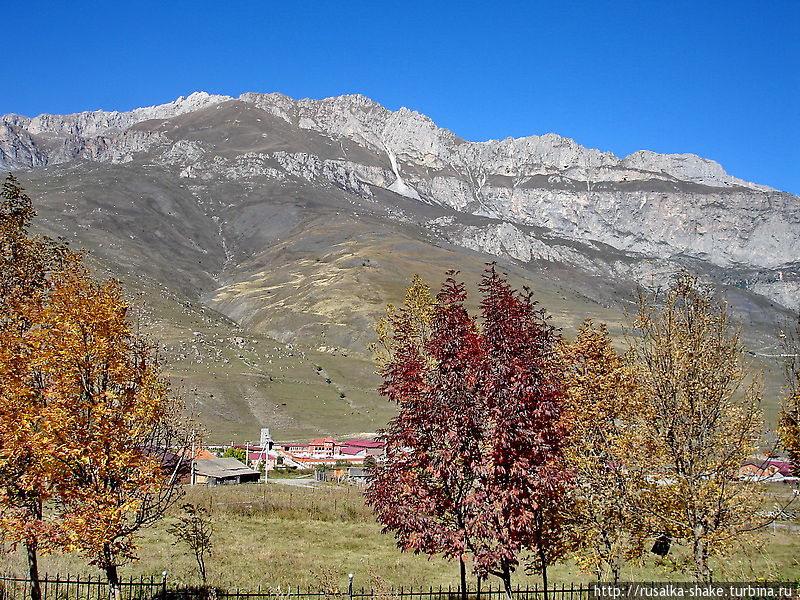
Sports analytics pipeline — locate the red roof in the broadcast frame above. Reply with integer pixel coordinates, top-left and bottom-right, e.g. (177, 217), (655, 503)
(309, 438), (338, 446)
(248, 450), (275, 461)
(343, 439), (384, 449)
(290, 456), (362, 464)
(340, 446), (366, 456)
(194, 448), (217, 460)
(765, 460), (794, 476)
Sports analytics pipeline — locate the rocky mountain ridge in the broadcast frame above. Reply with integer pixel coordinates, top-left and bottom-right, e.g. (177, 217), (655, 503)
(2, 91), (795, 278)
(2, 91), (774, 189)
(1, 91), (798, 307)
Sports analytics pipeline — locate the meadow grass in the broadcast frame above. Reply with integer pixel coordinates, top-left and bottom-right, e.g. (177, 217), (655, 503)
(4, 482), (798, 591)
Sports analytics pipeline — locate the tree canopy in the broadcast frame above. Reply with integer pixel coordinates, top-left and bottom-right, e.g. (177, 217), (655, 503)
(366, 266), (569, 597)
(0, 176), (191, 598)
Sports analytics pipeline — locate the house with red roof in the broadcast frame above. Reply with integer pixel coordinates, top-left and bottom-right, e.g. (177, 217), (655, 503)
(340, 446), (367, 459)
(339, 439), (385, 459)
(279, 436), (385, 465)
(739, 459), (797, 482)
(308, 438), (339, 457)
(765, 460), (796, 478)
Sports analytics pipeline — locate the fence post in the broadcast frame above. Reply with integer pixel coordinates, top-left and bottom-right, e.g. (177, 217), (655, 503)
(161, 571), (168, 600)
(348, 574), (354, 599)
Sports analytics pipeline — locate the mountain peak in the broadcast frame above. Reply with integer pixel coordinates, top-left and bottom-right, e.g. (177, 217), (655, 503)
(0, 91), (778, 193)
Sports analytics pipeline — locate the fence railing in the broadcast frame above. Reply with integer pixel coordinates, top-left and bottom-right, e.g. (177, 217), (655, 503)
(0, 575), (594, 600)
(0, 574), (165, 600)
(208, 584), (593, 600)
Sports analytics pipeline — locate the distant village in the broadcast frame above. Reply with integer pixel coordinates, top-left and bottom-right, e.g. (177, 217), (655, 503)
(186, 428), (385, 486)
(183, 427), (798, 490)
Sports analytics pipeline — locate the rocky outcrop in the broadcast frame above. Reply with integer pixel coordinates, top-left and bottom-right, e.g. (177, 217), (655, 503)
(3, 92), (230, 138)
(0, 122), (50, 170)
(2, 90), (797, 308)
(0, 92), (228, 169)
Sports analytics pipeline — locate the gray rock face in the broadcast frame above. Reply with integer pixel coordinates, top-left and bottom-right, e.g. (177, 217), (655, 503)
(3, 92), (231, 138)
(2, 91), (797, 309)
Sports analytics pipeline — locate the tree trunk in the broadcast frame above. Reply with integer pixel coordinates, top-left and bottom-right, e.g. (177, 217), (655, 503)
(541, 565), (548, 600)
(197, 551), (207, 584)
(25, 539), (41, 600)
(693, 538), (712, 583)
(602, 532), (621, 584)
(501, 565), (513, 600)
(610, 556), (621, 585)
(104, 562), (121, 600)
(459, 556), (468, 600)
(477, 576), (483, 600)
(539, 546), (549, 600)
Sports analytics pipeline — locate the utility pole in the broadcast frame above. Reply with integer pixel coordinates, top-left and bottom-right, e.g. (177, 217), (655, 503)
(190, 427), (196, 486)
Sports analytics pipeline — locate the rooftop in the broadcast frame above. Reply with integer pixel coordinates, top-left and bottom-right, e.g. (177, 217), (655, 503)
(193, 457), (261, 479)
(344, 439), (384, 448)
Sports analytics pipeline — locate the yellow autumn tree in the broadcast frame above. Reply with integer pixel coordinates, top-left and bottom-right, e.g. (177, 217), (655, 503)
(778, 311), (800, 475)
(0, 177), (192, 598)
(0, 175), (73, 600)
(558, 320), (647, 583)
(39, 260), (193, 593)
(372, 273), (436, 366)
(629, 272), (765, 582)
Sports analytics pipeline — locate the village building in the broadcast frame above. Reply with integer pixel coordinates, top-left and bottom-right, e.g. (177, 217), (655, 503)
(248, 448), (281, 471)
(738, 459), (796, 482)
(162, 447), (218, 485)
(342, 439), (385, 457)
(347, 467), (370, 486)
(192, 457), (261, 485)
(314, 465), (372, 485)
(340, 446), (367, 459)
(308, 437), (338, 456)
(278, 436), (385, 465)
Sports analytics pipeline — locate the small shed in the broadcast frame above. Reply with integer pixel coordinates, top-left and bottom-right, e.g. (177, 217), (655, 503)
(192, 458), (261, 485)
(347, 467), (370, 486)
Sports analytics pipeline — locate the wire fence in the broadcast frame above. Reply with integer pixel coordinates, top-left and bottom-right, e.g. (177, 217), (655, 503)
(0, 575), (595, 600)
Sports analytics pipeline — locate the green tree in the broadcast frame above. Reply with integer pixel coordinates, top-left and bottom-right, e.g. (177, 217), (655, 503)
(222, 447), (247, 462)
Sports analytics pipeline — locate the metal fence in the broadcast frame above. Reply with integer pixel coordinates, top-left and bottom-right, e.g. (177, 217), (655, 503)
(0, 574), (165, 600)
(0, 575), (594, 600)
(207, 584), (593, 600)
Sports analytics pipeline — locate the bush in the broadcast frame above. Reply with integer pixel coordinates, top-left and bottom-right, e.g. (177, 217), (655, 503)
(222, 447), (246, 462)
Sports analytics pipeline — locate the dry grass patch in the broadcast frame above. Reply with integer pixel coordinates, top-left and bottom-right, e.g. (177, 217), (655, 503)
(2, 483), (797, 590)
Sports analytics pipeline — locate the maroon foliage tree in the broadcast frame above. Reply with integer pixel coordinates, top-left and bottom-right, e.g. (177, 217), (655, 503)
(366, 275), (483, 600)
(467, 266), (569, 598)
(367, 266), (571, 599)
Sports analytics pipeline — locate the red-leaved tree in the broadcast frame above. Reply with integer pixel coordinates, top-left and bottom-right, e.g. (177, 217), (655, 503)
(467, 266), (569, 597)
(366, 275), (484, 600)
(367, 266), (570, 599)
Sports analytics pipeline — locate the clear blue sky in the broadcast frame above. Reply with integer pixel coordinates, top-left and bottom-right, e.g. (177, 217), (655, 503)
(5, 0), (799, 194)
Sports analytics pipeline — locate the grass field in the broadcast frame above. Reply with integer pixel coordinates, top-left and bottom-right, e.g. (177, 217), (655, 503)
(5, 481), (799, 592)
